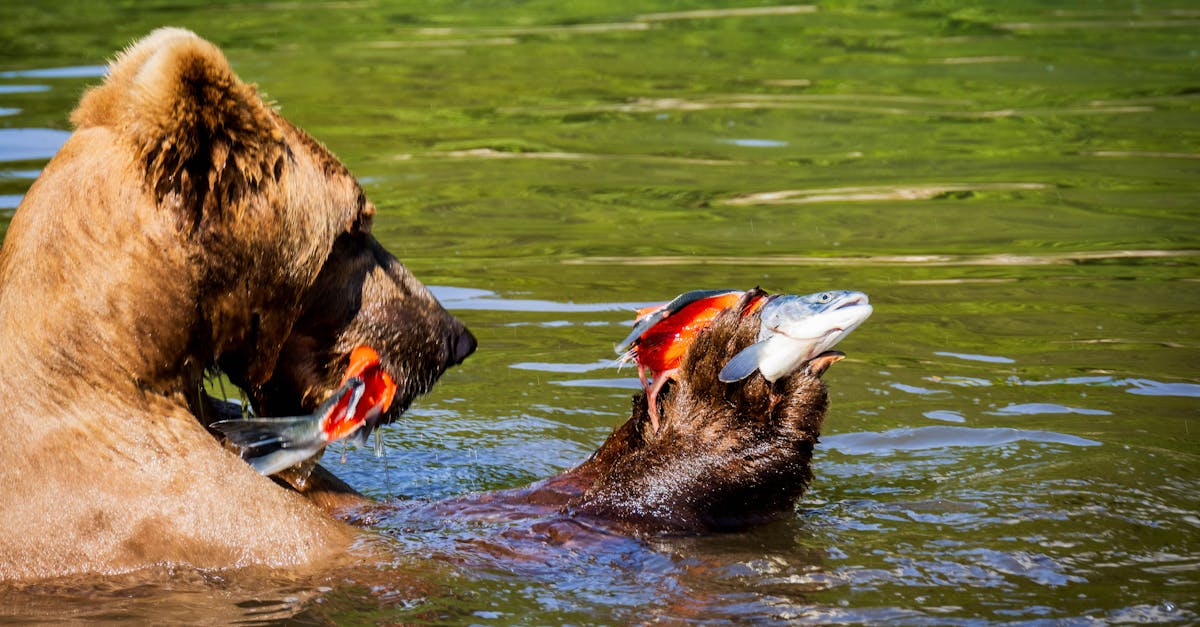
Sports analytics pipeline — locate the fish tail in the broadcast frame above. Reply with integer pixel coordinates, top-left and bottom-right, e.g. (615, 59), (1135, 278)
(210, 415), (325, 475)
(244, 447), (323, 477)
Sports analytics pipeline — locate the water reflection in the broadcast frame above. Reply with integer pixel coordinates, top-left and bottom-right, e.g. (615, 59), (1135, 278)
(990, 402), (1111, 416)
(431, 285), (647, 313)
(1123, 378), (1200, 397)
(562, 250), (1200, 266)
(1, 0), (1196, 623)
(0, 65), (107, 79)
(821, 426), (1101, 454)
(0, 129), (70, 163)
(0, 86), (48, 94)
(509, 359), (618, 373)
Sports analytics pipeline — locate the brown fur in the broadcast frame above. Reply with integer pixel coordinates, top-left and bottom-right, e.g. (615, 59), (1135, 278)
(0, 29), (841, 579)
(472, 290), (844, 534)
(0, 29), (472, 580)
(562, 290), (837, 531)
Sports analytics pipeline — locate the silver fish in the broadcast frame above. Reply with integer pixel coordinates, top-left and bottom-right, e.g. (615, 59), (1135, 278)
(718, 290), (872, 383)
(211, 377), (367, 476)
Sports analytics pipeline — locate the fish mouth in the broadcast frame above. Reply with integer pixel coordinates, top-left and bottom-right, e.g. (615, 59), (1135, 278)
(831, 292), (870, 311)
(822, 293), (872, 333)
(773, 292), (872, 342)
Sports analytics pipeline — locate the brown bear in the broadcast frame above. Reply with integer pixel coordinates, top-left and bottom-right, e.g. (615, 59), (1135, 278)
(0, 29), (857, 582)
(0, 28), (474, 580)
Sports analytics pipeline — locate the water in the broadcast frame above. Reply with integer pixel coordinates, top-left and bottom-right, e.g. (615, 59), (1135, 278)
(2, 1), (1197, 623)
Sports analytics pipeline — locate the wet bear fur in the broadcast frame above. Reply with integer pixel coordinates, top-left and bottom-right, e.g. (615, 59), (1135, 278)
(0, 28), (473, 580)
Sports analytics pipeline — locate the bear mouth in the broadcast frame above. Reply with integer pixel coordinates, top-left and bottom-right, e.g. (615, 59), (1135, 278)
(203, 349), (410, 461)
(242, 339), (455, 435)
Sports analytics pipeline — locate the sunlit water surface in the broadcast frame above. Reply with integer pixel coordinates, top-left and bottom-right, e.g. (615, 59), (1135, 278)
(1, 2), (1197, 624)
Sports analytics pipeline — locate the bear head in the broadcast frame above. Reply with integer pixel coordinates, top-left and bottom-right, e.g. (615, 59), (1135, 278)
(68, 28), (475, 427)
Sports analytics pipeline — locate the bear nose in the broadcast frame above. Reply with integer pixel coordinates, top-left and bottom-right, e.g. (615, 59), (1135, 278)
(449, 327), (477, 365)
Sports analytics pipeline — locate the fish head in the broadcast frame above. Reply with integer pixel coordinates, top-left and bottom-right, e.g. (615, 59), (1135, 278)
(720, 290), (871, 384)
(763, 290), (871, 355)
(762, 290), (871, 336)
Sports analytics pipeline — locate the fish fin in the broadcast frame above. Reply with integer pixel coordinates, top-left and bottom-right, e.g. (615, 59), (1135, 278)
(211, 376), (366, 476)
(211, 416), (326, 476)
(210, 415), (324, 452)
(245, 447), (323, 477)
(615, 289), (740, 354)
(349, 422), (372, 447)
(614, 309), (669, 354)
(661, 289), (741, 315)
(213, 377), (358, 449)
(718, 340), (767, 383)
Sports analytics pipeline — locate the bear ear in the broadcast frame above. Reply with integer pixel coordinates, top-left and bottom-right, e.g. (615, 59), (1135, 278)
(72, 28), (286, 229)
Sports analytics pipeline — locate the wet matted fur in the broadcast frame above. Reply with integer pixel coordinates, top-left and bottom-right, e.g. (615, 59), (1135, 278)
(0, 28), (472, 580)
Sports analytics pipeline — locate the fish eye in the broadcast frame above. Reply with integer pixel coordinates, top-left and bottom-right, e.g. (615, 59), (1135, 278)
(818, 292), (833, 303)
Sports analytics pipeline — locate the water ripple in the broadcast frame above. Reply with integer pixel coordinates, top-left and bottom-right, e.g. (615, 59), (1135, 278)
(431, 285), (642, 313)
(990, 403), (1111, 416)
(723, 183), (1051, 206)
(995, 18), (1200, 30)
(635, 5), (817, 21)
(0, 65), (107, 78)
(550, 377), (642, 390)
(414, 147), (743, 166)
(935, 351), (1016, 364)
(365, 37), (518, 48)
(1124, 378), (1200, 398)
(0, 194), (23, 210)
(510, 359), (619, 374)
(923, 410), (966, 423)
(821, 426), (1101, 455)
(1015, 375), (1200, 398)
(881, 548), (1085, 588)
(926, 375), (992, 388)
(562, 249), (1200, 267)
(891, 382), (948, 395)
(0, 168), (40, 179)
(0, 85), (48, 94)
(720, 138), (789, 148)
(499, 95), (1149, 119)
(0, 128), (70, 163)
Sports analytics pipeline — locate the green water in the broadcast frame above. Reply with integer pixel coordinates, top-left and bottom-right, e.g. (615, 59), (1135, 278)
(2, 1), (1197, 624)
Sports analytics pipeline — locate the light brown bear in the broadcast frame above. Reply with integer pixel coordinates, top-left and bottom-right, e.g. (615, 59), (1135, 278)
(0, 28), (475, 580)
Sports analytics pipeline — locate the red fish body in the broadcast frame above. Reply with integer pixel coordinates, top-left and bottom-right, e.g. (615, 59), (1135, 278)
(616, 289), (765, 431)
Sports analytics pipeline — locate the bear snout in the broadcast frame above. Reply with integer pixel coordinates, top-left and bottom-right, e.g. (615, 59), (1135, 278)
(449, 325), (477, 366)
